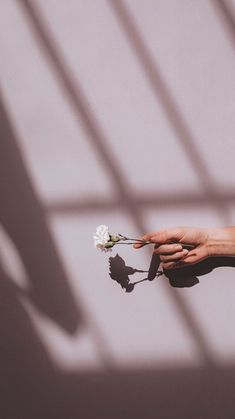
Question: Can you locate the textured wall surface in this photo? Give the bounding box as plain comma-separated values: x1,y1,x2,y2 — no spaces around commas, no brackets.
1,1,235,418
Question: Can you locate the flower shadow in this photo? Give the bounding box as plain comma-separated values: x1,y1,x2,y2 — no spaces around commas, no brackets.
108,253,162,293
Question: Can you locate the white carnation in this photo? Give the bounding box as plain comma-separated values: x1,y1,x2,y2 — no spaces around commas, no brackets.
93,225,111,252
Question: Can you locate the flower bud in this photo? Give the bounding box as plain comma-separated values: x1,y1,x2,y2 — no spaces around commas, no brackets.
105,242,115,248
110,235,121,242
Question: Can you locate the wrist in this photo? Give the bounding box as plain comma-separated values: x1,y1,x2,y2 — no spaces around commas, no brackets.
206,227,235,257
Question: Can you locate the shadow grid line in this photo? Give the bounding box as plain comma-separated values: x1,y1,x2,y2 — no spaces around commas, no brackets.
16,0,220,367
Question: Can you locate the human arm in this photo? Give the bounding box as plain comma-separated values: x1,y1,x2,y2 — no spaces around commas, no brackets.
134,226,235,269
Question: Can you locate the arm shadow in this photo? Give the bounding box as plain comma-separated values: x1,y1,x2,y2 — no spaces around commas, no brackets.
164,257,235,288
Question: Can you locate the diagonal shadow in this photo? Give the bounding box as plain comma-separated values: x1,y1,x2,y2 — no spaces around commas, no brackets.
0,90,115,367
15,0,218,365
0,91,79,334
2,3,235,418
211,0,235,48
108,0,231,224
16,0,217,365
16,0,133,206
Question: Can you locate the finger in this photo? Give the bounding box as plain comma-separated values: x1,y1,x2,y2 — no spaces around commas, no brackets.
160,249,188,262
163,256,198,269
163,247,207,269
163,260,187,269
154,243,183,254
181,244,207,260
133,231,170,245
133,242,145,249
133,233,156,249
148,228,185,244
141,232,156,241
134,227,190,249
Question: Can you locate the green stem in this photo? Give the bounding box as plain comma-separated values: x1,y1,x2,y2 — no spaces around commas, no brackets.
115,242,151,246
119,234,151,243
114,239,195,249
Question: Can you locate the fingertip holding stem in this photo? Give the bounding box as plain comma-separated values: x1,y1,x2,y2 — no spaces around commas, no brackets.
133,239,152,249
182,249,189,257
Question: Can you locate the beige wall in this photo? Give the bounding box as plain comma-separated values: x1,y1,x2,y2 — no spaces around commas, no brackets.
1,1,235,417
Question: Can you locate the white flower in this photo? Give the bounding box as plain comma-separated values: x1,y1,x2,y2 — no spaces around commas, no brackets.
93,225,150,253
93,225,112,252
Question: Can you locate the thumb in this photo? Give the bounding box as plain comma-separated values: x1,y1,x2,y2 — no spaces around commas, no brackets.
149,228,184,244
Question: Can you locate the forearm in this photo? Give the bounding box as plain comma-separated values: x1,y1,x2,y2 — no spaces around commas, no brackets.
207,227,235,257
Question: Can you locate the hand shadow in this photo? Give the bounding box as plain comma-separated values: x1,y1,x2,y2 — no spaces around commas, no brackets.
108,253,162,293
164,256,235,288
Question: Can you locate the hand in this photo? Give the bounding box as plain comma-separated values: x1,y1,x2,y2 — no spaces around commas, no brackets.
134,227,235,269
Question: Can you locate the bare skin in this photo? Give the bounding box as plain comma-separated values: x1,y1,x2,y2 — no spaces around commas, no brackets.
134,227,235,269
